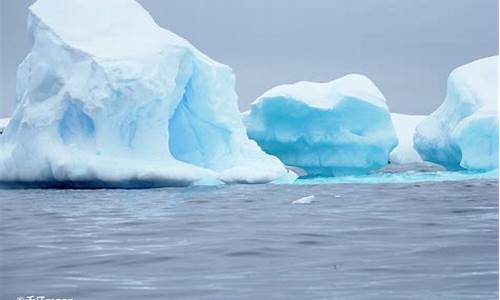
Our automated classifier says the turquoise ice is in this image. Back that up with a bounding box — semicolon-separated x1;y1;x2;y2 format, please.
244;74;398;176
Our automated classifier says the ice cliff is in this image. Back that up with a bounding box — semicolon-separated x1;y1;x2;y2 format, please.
389;113;425;164
0;0;290;187
414;56;498;170
0;118;10;135
243;74;398;176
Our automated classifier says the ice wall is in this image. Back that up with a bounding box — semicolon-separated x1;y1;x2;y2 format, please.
414;56;498;170
0;0;289;187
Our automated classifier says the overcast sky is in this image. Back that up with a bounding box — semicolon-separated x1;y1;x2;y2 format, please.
1;0;498;117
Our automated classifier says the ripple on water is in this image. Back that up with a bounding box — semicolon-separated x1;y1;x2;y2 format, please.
0;180;497;299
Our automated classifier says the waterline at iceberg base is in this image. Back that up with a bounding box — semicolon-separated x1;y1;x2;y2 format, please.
296;168;498;185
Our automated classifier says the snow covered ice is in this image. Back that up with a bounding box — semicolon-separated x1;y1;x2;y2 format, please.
0;118;9;134
414;56;499;171
389;113;425;164
0;0;291;188
244;74;398;176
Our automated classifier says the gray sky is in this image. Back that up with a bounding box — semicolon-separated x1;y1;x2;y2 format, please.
1;0;498;118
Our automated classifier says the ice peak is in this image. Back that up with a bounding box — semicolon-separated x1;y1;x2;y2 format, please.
29;0;188;59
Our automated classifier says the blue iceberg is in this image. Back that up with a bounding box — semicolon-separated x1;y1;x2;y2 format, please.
244;74;398;176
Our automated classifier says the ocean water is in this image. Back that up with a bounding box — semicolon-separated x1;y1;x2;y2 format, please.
0;179;498;299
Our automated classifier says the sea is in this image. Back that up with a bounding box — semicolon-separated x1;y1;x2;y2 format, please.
0;173;498;299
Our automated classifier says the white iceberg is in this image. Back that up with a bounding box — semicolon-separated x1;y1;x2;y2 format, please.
0;118;9;134
244;74;398;176
389;113;425;164
0;0;289;188
414;56;498;170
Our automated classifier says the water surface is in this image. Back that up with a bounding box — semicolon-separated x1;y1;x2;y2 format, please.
1;180;498;299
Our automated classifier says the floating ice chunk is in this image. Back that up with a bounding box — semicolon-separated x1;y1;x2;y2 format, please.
244;74;398;176
292;195;316;204
414;56;498;170
389;113;425;164
0;0;288;188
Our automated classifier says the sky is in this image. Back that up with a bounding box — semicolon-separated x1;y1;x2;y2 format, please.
0;0;498;118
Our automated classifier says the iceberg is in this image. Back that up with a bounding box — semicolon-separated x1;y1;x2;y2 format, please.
292;195;316;205
414;56;498;170
0;0;290;188
0;118;9;135
389;113;425;164
243;74;398;176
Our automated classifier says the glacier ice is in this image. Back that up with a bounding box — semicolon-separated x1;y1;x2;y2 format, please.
243;74;398;176
389;113;425;164
0;0;290;188
414;56;498;170
0;118;9;134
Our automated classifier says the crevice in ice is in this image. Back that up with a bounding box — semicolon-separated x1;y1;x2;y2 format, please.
120;117;138;149
168;75;231;171
58;100;95;146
